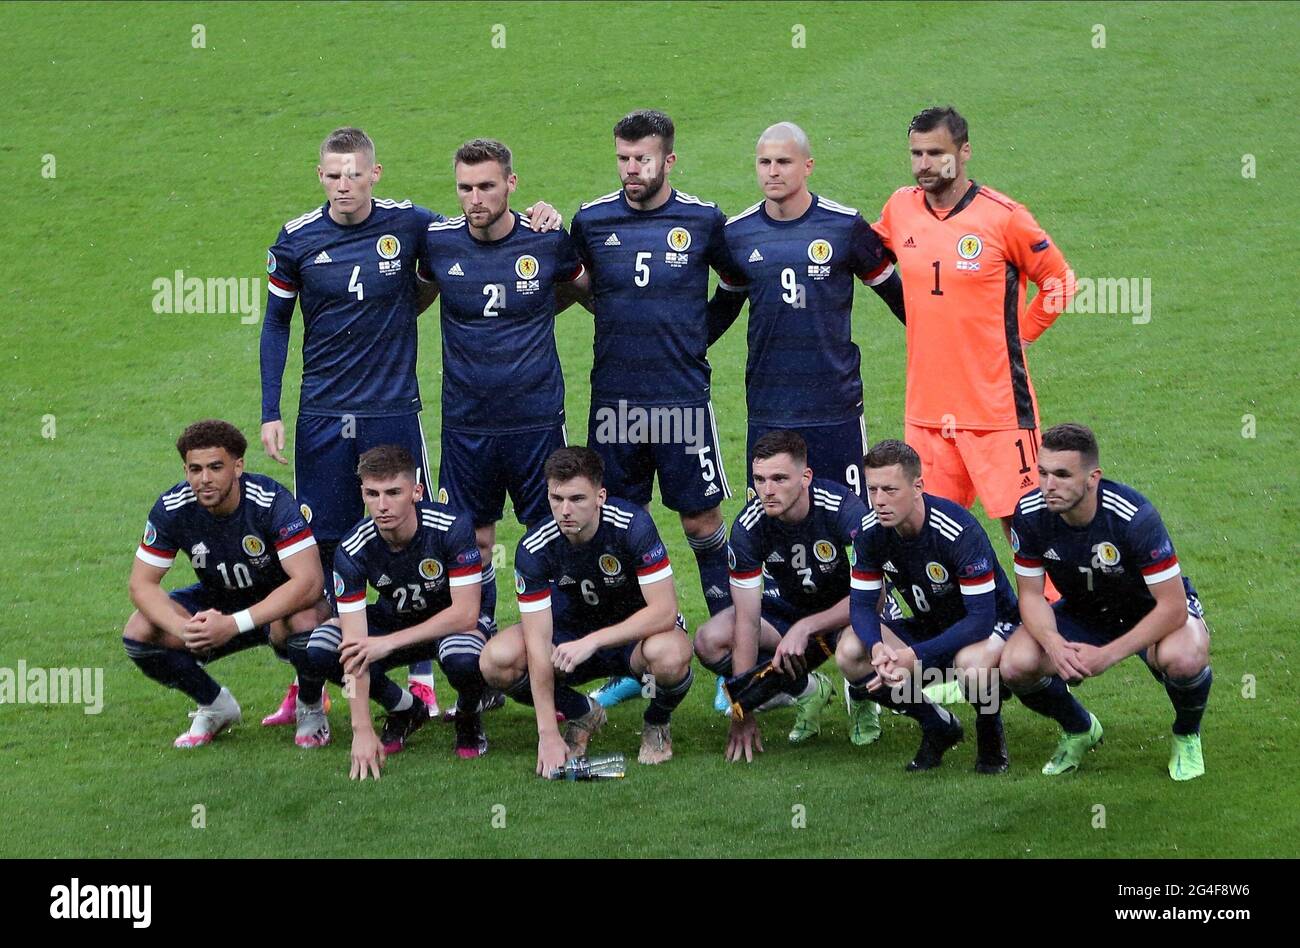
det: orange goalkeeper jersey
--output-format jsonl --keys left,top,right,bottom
{"left": 873, "top": 182, "right": 1073, "bottom": 431}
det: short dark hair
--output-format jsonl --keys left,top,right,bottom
{"left": 544, "top": 446, "right": 604, "bottom": 488}
{"left": 320, "top": 126, "right": 376, "bottom": 162}
{"left": 176, "top": 420, "right": 247, "bottom": 461}
{"left": 864, "top": 439, "right": 922, "bottom": 481}
{"left": 613, "top": 109, "right": 675, "bottom": 155}
{"left": 752, "top": 430, "right": 808, "bottom": 468}
{"left": 908, "top": 106, "right": 969, "bottom": 146}
{"left": 356, "top": 444, "right": 417, "bottom": 482}
{"left": 453, "top": 137, "right": 513, "bottom": 176}
{"left": 1041, "top": 423, "right": 1100, "bottom": 469}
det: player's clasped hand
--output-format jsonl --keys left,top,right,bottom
{"left": 869, "top": 642, "right": 907, "bottom": 690}
{"left": 551, "top": 639, "right": 596, "bottom": 674}
{"left": 772, "top": 624, "right": 810, "bottom": 677}
{"left": 350, "top": 730, "right": 385, "bottom": 781}
{"left": 725, "top": 713, "right": 764, "bottom": 763}
{"left": 1046, "top": 637, "right": 1092, "bottom": 684}
{"left": 260, "top": 420, "right": 288, "bottom": 465}
{"left": 182, "top": 609, "right": 238, "bottom": 652}
{"left": 537, "top": 732, "right": 568, "bottom": 777}
{"left": 340, "top": 637, "right": 392, "bottom": 678}
{"left": 1062, "top": 641, "right": 1117, "bottom": 679}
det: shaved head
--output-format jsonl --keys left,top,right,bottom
{"left": 757, "top": 122, "right": 811, "bottom": 158}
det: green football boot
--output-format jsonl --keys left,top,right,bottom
{"left": 1168, "top": 732, "right": 1205, "bottom": 782}
{"left": 788, "top": 671, "right": 834, "bottom": 744}
{"left": 921, "top": 677, "right": 967, "bottom": 705}
{"left": 1041, "top": 712, "right": 1104, "bottom": 775}
{"left": 846, "top": 685, "right": 882, "bottom": 746}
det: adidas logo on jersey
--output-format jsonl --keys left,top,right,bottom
{"left": 748, "top": 249, "right": 763, "bottom": 262}
{"left": 605, "top": 233, "right": 621, "bottom": 246}
{"left": 191, "top": 542, "right": 209, "bottom": 557}
{"left": 766, "top": 551, "right": 784, "bottom": 563}
{"left": 903, "top": 237, "right": 916, "bottom": 248}
{"left": 448, "top": 262, "right": 464, "bottom": 276}
{"left": 705, "top": 585, "right": 728, "bottom": 599}
{"left": 882, "top": 560, "right": 899, "bottom": 573}
{"left": 704, "top": 483, "right": 720, "bottom": 497}
{"left": 313, "top": 251, "right": 333, "bottom": 264}
{"left": 1019, "top": 475, "right": 1034, "bottom": 489}
{"left": 1044, "top": 549, "right": 1061, "bottom": 561}
{"left": 558, "top": 575, "right": 576, "bottom": 586}
{"left": 376, "top": 574, "right": 392, "bottom": 586}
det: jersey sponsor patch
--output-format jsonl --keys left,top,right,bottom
{"left": 333, "top": 571, "right": 345, "bottom": 597}
{"left": 143, "top": 520, "right": 157, "bottom": 546}
{"left": 514, "top": 570, "right": 526, "bottom": 594}
{"left": 1009, "top": 528, "right": 1020, "bottom": 553}
{"left": 266, "top": 251, "right": 277, "bottom": 274}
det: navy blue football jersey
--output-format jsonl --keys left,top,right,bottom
{"left": 850, "top": 494, "right": 1020, "bottom": 661}
{"left": 570, "top": 189, "right": 745, "bottom": 406}
{"left": 263, "top": 199, "right": 441, "bottom": 420}
{"left": 334, "top": 503, "right": 483, "bottom": 628}
{"left": 136, "top": 473, "right": 316, "bottom": 600}
{"left": 728, "top": 478, "right": 868, "bottom": 616}
{"left": 721, "top": 195, "right": 895, "bottom": 426}
{"left": 1012, "top": 480, "right": 1197, "bottom": 631}
{"left": 514, "top": 498, "right": 674, "bottom": 635}
{"left": 419, "top": 212, "right": 583, "bottom": 433}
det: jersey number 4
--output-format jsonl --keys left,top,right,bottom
{"left": 348, "top": 266, "right": 364, "bottom": 301}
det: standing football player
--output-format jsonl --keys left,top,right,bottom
{"left": 999, "top": 424, "right": 1212, "bottom": 780}
{"left": 420, "top": 139, "right": 584, "bottom": 653}
{"left": 259, "top": 127, "right": 559, "bottom": 723}
{"left": 301, "top": 446, "right": 491, "bottom": 779}
{"left": 695, "top": 431, "right": 896, "bottom": 762}
{"left": 124, "top": 420, "right": 331, "bottom": 749}
{"left": 708, "top": 122, "right": 906, "bottom": 499}
{"left": 479, "top": 447, "right": 694, "bottom": 774}
{"left": 870, "top": 107, "right": 1075, "bottom": 571}
{"left": 840, "top": 440, "right": 1020, "bottom": 773}
{"left": 568, "top": 110, "right": 747, "bottom": 709}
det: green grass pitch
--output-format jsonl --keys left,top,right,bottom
{"left": 1, "top": 0, "right": 1297, "bottom": 858}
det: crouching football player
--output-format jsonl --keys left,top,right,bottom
{"left": 840, "top": 440, "right": 1021, "bottom": 773}
{"left": 125, "top": 420, "right": 330, "bottom": 749}
{"left": 480, "top": 447, "right": 693, "bottom": 774}
{"left": 1000, "top": 424, "right": 1212, "bottom": 780}
{"left": 300, "top": 446, "right": 493, "bottom": 780}
{"left": 695, "top": 431, "right": 895, "bottom": 763}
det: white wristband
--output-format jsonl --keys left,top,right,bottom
{"left": 233, "top": 609, "right": 255, "bottom": 634}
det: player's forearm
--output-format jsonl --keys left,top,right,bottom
{"left": 522, "top": 617, "right": 562, "bottom": 738}
{"left": 259, "top": 293, "right": 295, "bottom": 422}
{"left": 732, "top": 595, "right": 762, "bottom": 675}
{"left": 587, "top": 597, "right": 677, "bottom": 651}
{"left": 804, "top": 597, "right": 850, "bottom": 636}
{"left": 340, "top": 615, "right": 375, "bottom": 733}
{"left": 1102, "top": 599, "right": 1187, "bottom": 665}
{"left": 129, "top": 580, "right": 188, "bottom": 638}
{"left": 1022, "top": 261, "right": 1075, "bottom": 343}
{"left": 383, "top": 599, "right": 479, "bottom": 651}
{"left": 912, "top": 597, "right": 996, "bottom": 666}
{"left": 244, "top": 574, "right": 320, "bottom": 629}
{"left": 706, "top": 285, "right": 746, "bottom": 346}
{"left": 1019, "top": 593, "right": 1062, "bottom": 650}
{"left": 870, "top": 270, "right": 907, "bottom": 325}
{"left": 849, "top": 590, "right": 884, "bottom": 649}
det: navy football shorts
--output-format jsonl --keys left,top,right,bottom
{"left": 588, "top": 399, "right": 731, "bottom": 514}
{"left": 438, "top": 418, "right": 567, "bottom": 527}
{"left": 294, "top": 411, "right": 432, "bottom": 544}
{"left": 746, "top": 407, "right": 868, "bottom": 498}
{"left": 551, "top": 613, "right": 688, "bottom": 687}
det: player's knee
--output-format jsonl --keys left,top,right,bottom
{"left": 648, "top": 631, "right": 692, "bottom": 682}
{"left": 693, "top": 611, "right": 734, "bottom": 660}
{"left": 122, "top": 610, "right": 156, "bottom": 644}
{"left": 998, "top": 633, "right": 1038, "bottom": 686}
{"left": 680, "top": 507, "right": 723, "bottom": 537}
{"left": 1159, "top": 642, "right": 1208, "bottom": 682}
{"left": 479, "top": 628, "right": 524, "bottom": 687}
